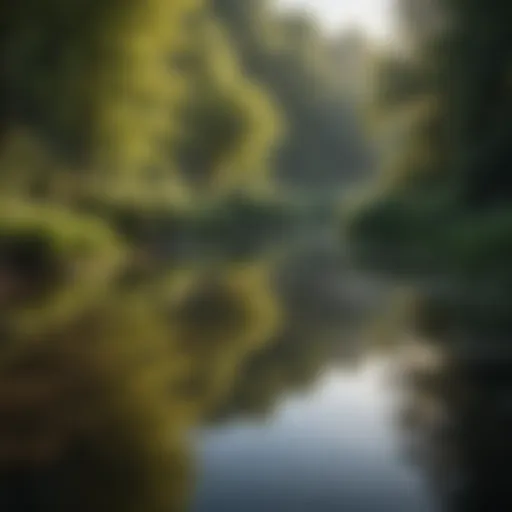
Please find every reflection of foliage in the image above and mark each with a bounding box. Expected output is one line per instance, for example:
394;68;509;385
210;249;364;421
0;261;281;510
0;297;189;511
396;342;512;511
166;263;282;421
211;328;344;421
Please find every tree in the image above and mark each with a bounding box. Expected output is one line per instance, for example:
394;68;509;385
1;0;199;173
345;0;512;340
211;0;373;192
175;15;282;194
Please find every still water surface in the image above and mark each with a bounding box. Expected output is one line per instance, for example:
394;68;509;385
3;231;509;512
194;359;436;512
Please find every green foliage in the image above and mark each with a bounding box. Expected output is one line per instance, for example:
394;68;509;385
2;0;198;172
346;0;512;338
0;200;126;346
211;0;373;191
0;0;370;508
175;14;282;193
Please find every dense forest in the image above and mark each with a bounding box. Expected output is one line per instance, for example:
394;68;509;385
346;0;512;340
0;1;371;511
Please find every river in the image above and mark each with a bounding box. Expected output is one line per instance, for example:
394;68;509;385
194;359;436;512
2;229;511;511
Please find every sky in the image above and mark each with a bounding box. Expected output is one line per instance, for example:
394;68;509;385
276;0;395;40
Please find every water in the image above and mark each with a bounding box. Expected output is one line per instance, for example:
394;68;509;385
194;360;435;512
2;230;512;511
185;234;512;512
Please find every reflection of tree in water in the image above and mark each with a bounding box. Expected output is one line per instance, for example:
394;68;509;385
211;246;365;421
0;297;193;512
210;326;346;421
0;262;281;511
395;303;512;511
166;263;281;422
0;230;364;510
